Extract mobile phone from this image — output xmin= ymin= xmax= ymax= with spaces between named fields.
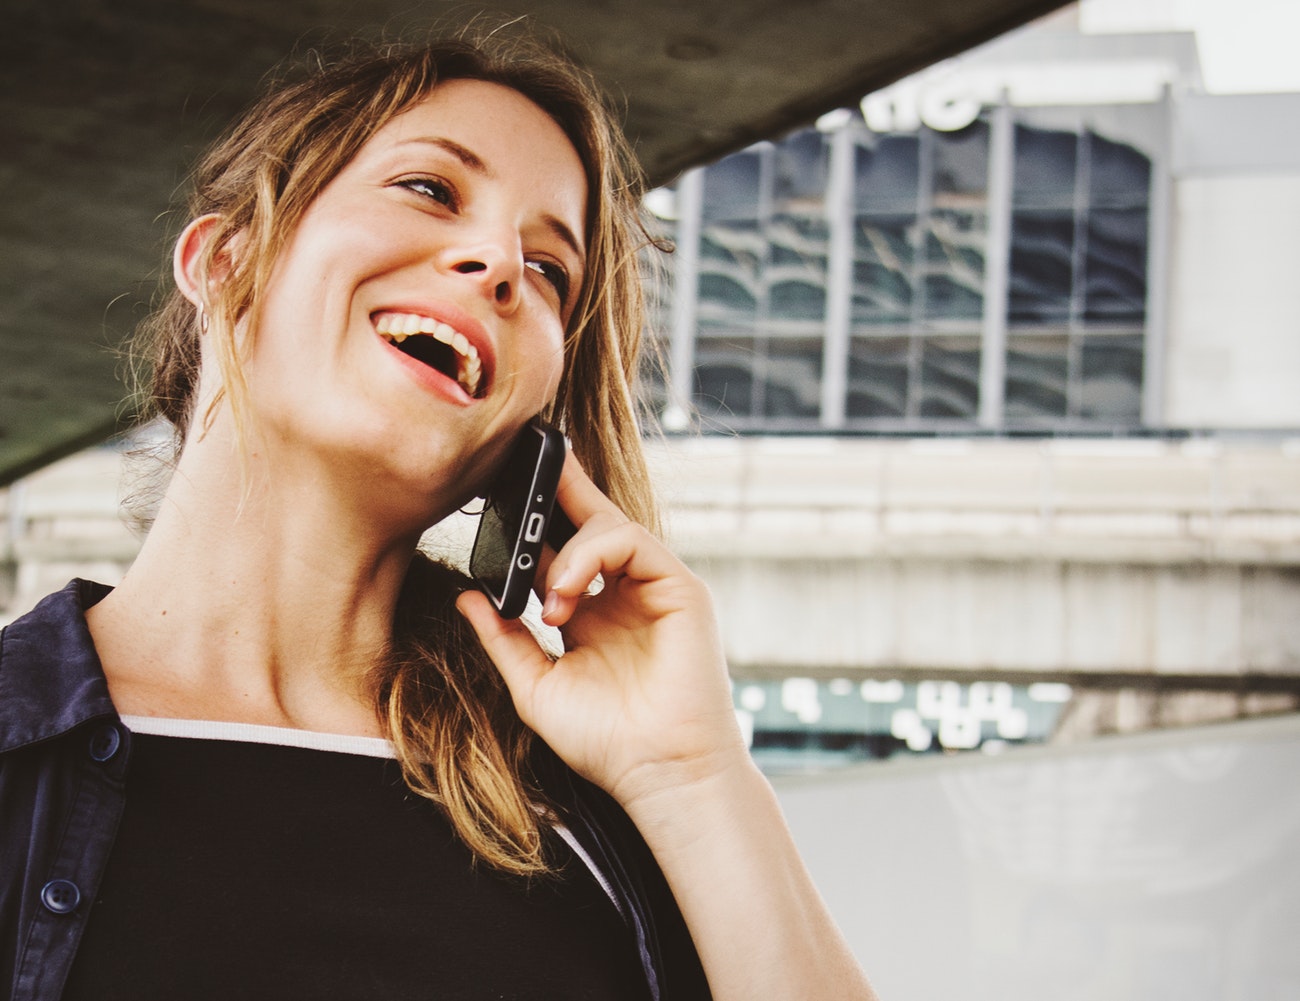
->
xmin=469 ymin=418 xmax=577 ymax=618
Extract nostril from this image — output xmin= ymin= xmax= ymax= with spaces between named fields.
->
xmin=454 ymin=260 xmax=487 ymax=275
xmin=494 ymin=281 xmax=511 ymax=303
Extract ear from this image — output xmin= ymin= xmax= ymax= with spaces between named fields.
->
xmin=173 ymin=213 xmax=227 ymax=308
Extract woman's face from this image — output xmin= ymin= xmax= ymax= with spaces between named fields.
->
xmin=229 ymin=78 xmax=588 ymax=521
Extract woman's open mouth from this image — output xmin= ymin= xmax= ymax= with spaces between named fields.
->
xmin=375 ymin=311 xmax=485 ymax=398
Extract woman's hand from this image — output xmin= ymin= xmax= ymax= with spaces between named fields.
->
xmin=455 ymin=453 xmax=749 ymax=813
xmin=458 ymin=452 xmax=878 ymax=1000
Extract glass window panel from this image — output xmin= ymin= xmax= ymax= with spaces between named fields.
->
xmin=923 ymin=209 xmax=985 ymax=322
xmin=698 ymin=272 xmax=758 ymax=319
xmin=693 ymin=333 xmax=758 ymax=420
xmin=932 ymin=120 xmax=989 ymax=198
xmin=774 ymin=130 xmax=829 ymax=206
xmin=1079 ymin=334 xmax=1143 ymax=420
xmin=700 ymin=220 xmax=761 ymax=322
xmin=847 ymin=337 xmax=909 ymax=418
xmin=767 ymin=214 xmax=829 ymax=321
xmin=699 ymin=221 xmax=764 ymax=268
xmin=769 ymin=279 xmax=826 ymax=321
xmin=855 ymin=134 xmax=919 ymax=213
xmin=1087 ymin=131 xmax=1151 ymax=208
xmin=918 ymin=337 xmax=980 ymax=418
xmin=1009 ymin=211 xmax=1074 ymax=325
xmin=702 ymin=150 xmax=763 ymax=222
xmin=1005 ymin=335 xmax=1068 ymax=419
xmin=1012 ymin=125 xmax=1078 ymax=209
xmin=1083 ymin=208 xmax=1148 ymax=324
xmin=762 ymin=338 xmax=824 ymax=418
xmin=923 ymin=272 xmax=984 ymax=322
xmin=853 ymin=215 xmax=913 ymax=324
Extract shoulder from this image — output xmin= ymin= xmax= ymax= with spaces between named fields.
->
xmin=0 ymin=579 xmax=117 ymax=753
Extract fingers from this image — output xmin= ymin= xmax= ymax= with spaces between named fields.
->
xmin=540 ymin=452 xmax=692 ymax=629
xmin=455 ymin=589 xmax=552 ymax=714
xmin=553 ymin=452 xmax=627 ymax=527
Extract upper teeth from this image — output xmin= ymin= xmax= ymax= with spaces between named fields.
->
xmin=375 ymin=312 xmax=483 ymax=397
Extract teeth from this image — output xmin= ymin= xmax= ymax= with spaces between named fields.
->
xmin=375 ymin=312 xmax=484 ymax=396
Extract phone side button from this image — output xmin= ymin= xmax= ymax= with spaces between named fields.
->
xmin=516 ymin=553 xmax=535 ymax=571
xmin=525 ymin=512 xmax=545 ymax=543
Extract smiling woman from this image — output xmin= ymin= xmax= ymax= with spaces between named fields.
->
xmin=0 ymin=31 xmax=876 ymax=1001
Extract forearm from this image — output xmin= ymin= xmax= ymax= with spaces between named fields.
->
xmin=622 ymin=755 xmax=879 ymax=1001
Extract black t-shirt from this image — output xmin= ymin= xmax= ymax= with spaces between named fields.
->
xmin=61 ymin=726 xmax=651 ymax=1001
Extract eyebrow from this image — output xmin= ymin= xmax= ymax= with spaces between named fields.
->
xmin=399 ymin=135 xmax=586 ymax=263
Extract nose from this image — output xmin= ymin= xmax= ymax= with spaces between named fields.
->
xmin=452 ymin=259 xmax=516 ymax=309
xmin=444 ymin=231 xmax=522 ymax=312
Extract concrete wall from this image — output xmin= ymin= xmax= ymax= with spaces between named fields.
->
xmin=654 ymin=436 xmax=1300 ymax=684
xmin=1165 ymin=172 xmax=1300 ymax=429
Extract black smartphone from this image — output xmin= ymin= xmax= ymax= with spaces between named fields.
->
xmin=469 ymin=418 xmax=577 ymax=619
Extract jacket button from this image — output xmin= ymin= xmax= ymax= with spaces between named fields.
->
xmin=88 ymin=723 xmax=121 ymax=762
xmin=41 ymin=879 xmax=81 ymax=914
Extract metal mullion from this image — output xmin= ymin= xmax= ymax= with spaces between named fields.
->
xmin=1067 ymin=128 xmax=1092 ymax=419
xmin=753 ymin=144 xmax=775 ymax=419
xmin=978 ymin=97 xmax=1014 ymax=429
xmin=820 ymin=123 xmax=855 ymax=429
xmin=667 ymin=168 xmax=704 ymax=428
xmin=908 ymin=128 xmax=935 ymax=419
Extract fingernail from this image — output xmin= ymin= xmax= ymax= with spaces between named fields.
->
xmin=541 ymin=589 xmax=560 ymax=620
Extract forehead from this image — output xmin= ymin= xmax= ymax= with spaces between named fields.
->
xmin=368 ymin=79 xmax=587 ymax=224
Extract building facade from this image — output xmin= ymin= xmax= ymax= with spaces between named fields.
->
xmin=647 ymin=13 xmax=1300 ymax=438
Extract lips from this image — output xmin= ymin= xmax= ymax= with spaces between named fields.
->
xmin=374 ymin=311 xmax=486 ymax=398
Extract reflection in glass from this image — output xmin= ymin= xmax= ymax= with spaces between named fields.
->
xmin=1084 ymin=208 xmax=1147 ymax=323
xmin=775 ymin=130 xmax=829 ymax=204
xmin=763 ymin=339 xmax=824 ymax=418
xmin=702 ymin=151 xmax=762 ymax=222
xmin=847 ymin=337 xmax=909 ymax=418
xmin=694 ymin=333 xmax=758 ymax=420
xmin=1005 ymin=336 xmax=1068 ymax=420
xmin=855 ymin=134 xmax=920 ymax=213
xmin=1009 ymin=211 xmax=1074 ymax=324
xmin=692 ymin=333 xmax=823 ymax=422
xmin=919 ymin=337 xmax=980 ymax=418
xmin=768 ymin=215 xmax=829 ymax=321
xmin=1012 ymin=125 xmax=1078 ymax=207
xmin=924 ymin=210 xmax=986 ymax=321
xmin=1088 ymin=132 xmax=1151 ymax=206
xmin=933 ymin=120 xmax=989 ymax=196
xmin=1079 ymin=335 xmax=1143 ymax=419
xmin=853 ymin=216 xmax=913 ymax=324
xmin=669 ymin=107 xmax=1153 ymax=432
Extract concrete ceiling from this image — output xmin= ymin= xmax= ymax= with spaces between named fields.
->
xmin=0 ymin=0 xmax=1065 ymax=486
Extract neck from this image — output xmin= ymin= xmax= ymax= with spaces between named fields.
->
xmin=87 ymin=423 xmax=451 ymax=736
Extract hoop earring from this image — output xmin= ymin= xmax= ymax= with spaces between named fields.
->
xmin=459 ymin=498 xmax=487 ymax=516
xmin=198 ymin=307 xmax=210 ymax=335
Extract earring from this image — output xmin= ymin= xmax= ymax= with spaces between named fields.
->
xmin=198 ymin=307 xmax=210 ymax=335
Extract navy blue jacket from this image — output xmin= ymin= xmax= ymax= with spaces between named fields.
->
xmin=0 ymin=580 xmax=709 ymax=1001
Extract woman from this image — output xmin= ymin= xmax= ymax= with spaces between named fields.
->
xmin=0 ymin=34 xmax=877 ymax=1001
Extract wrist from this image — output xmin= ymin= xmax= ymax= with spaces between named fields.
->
xmin=615 ymin=747 xmax=770 ymax=852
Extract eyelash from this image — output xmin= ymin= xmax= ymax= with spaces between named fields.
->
xmin=396 ymin=175 xmax=573 ymax=308
xmin=526 ymin=259 xmax=571 ymax=306
xmin=397 ymin=175 xmax=458 ymax=210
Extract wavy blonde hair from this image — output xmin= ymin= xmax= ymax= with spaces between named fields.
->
xmin=134 ymin=33 xmax=660 ymax=876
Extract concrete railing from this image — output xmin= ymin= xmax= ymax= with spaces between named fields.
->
xmin=648 ymin=436 xmax=1300 ymax=565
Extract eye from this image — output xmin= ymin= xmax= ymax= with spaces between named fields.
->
xmin=396 ymin=176 xmax=458 ymax=210
xmin=525 ymin=259 xmax=572 ymax=307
